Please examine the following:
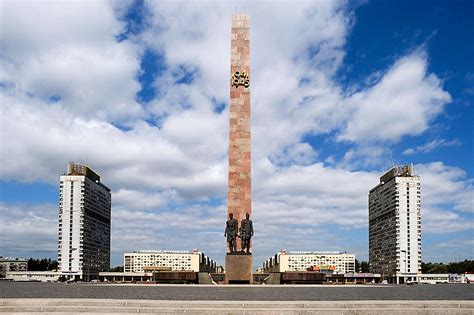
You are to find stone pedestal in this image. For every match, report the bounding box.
[198,272,213,284]
[265,272,281,285]
[225,254,253,284]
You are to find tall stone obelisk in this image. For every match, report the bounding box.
[225,14,252,284]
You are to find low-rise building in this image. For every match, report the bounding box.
[0,257,27,278]
[462,273,474,283]
[124,250,217,273]
[419,274,449,284]
[343,273,382,284]
[98,272,149,282]
[418,273,474,284]
[255,267,265,274]
[6,271,61,282]
[262,251,355,274]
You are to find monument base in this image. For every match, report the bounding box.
[225,254,253,284]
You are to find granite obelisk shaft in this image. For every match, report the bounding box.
[228,14,251,251]
[225,14,252,284]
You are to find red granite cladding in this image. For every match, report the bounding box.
[225,254,253,284]
[228,14,251,253]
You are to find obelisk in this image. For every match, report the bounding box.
[225,14,252,284]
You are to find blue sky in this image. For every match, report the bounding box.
[0,0,472,268]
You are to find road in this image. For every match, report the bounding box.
[0,282,472,301]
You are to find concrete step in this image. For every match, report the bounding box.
[1,299,473,314]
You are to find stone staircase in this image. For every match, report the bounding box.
[1,299,473,314]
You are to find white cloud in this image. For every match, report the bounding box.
[0,0,354,196]
[338,52,452,143]
[0,0,143,121]
[112,204,224,258]
[336,145,389,170]
[2,160,469,265]
[0,92,227,200]
[403,138,460,155]
[113,189,176,211]
[0,202,57,255]
[423,207,473,234]
[416,162,473,213]
[142,1,351,160]
[270,143,318,166]
[435,239,474,249]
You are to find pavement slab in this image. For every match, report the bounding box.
[0,282,473,301]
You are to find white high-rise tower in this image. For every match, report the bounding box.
[58,163,111,281]
[368,165,421,284]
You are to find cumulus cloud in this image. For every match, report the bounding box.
[422,207,472,234]
[270,143,318,166]
[142,1,351,160]
[0,91,227,200]
[0,202,57,257]
[113,189,176,211]
[436,239,474,249]
[0,0,143,121]
[338,52,452,143]
[111,204,225,260]
[416,162,473,213]
[403,138,461,155]
[2,160,471,265]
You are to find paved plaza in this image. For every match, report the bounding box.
[0,282,472,301]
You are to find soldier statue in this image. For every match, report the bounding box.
[240,213,254,254]
[224,213,238,253]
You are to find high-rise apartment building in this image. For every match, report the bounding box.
[368,165,421,284]
[58,163,111,281]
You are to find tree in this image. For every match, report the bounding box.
[360,261,369,273]
[447,260,474,274]
[354,259,370,273]
[110,266,124,272]
[27,258,58,271]
[421,260,473,274]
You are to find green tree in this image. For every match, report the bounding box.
[421,260,474,274]
[447,260,474,274]
[27,258,58,271]
[360,261,369,273]
[355,259,360,272]
[110,266,124,272]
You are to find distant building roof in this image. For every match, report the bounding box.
[67,162,100,182]
[380,164,415,184]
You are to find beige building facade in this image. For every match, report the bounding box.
[0,257,27,278]
[263,251,355,274]
[124,250,217,273]
[6,271,61,282]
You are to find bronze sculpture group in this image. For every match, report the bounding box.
[224,213,253,254]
